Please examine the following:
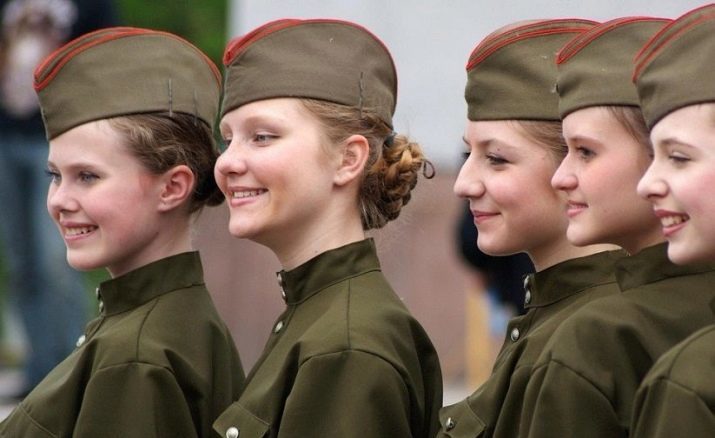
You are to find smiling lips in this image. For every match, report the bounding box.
[471,210,499,224]
[654,210,690,237]
[566,201,588,217]
[231,189,267,199]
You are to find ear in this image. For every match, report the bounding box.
[334,134,370,187]
[157,164,195,212]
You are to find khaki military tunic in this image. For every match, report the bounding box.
[436,250,623,438]
[520,243,715,438]
[0,252,245,438]
[631,300,715,438]
[213,239,442,438]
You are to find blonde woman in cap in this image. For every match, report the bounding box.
[213,19,441,438]
[439,19,623,437]
[519,16,715,438]
[0,27,245,437]
[630,4,715,436]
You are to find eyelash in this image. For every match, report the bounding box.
[486,153,508,165]
[45,169,60,183]
[45,170,99,184]
[667,153,690,165]
[576,146,595,160]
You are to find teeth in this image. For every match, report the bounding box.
[661,215,689,227]
[231,189,265,199]
[66,226,96,236]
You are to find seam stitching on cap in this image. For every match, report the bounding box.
[35,27,221,92]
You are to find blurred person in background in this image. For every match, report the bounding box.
[0,0,115,398]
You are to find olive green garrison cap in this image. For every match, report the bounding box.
[634,4,715,128]
[34,27,221,139]
[221,18,397,127]
[465,19,597,121]
[556,17,670,118]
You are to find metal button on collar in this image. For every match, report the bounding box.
[510,327,521,342]
[274,321,284,333]
[226,426,239,438]
[445,417,456,431]
[76,334,86,348]
[524,290,532,305]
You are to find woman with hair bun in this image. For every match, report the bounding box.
[213,18,442,438]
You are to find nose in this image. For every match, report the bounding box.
[551,157,577,191]
[637,162,667,201]
[215,140,248,178]
[46,180,78,217]
[454,157,485,199]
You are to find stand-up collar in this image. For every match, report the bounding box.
[97,252,204,316]
[524,250,624,309]
[616,242,715,291]
[277,239,381,305]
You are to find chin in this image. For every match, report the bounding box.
[667,242,713,266]
[66,255,100,272]
[477,236,517,257]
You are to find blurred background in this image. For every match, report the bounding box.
[0,0,707,418]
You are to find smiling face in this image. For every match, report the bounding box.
[46,120,167,277]
[552,106,663,254]
[454,120,568,259]
[214,98,342,251]
[637,104,715,264]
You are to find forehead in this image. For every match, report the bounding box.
[651,104,715,145]
[48,119,130,164]
[220,98,310,130]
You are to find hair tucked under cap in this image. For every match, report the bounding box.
[465,19,597,121]
[221,18,397,127]
[634,4,715,128]
[556,17,670,118]
[34,26,221,139]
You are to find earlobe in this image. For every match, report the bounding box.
[334,134,370,186]
[158,164,194,212]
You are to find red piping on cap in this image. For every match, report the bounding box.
[633,4,715,81]
[34,27,221,92]
[556,17,669,65]
[466,19,597,70]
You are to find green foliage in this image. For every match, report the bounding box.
[116,0,228,66]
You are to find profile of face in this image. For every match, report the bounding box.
[454,120,568,257]
[46,120,170,277]
[552,106,661,254]
[215,98,343,249]
[637,104,715,264]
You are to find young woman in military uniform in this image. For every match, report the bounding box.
[519,16,715,438]
[630,4,715,436]
[0,27,245,437]
[437,19,624,438]
[212,19,442,438]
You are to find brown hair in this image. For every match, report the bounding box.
[512,120,568,162]
[300,99,433,230]
[606,106,651,149]
[108,112,224,213]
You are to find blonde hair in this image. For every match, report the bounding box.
[512,120,567,162]
[108,113,224,214]
[606,106,651,150]
[300,99,433,230]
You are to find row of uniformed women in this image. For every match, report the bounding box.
[0,4,713,438]
[439,4,715,438]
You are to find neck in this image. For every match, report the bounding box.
[620,228,666,256]
[528,235,617,272]
[271,206,365,271]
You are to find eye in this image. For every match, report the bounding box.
[486,153,508,165]
[45,169,60,184]
[78,171,99,183]
[576,146,595,160]
[667,151,691,166]
[462,151,471,160]
[252,132,277,145]
[219,136,232,151]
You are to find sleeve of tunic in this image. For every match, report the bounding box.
[631,377,715,438]
[72,362,198,438]
[277,350,413,438]
[519,359,624,438]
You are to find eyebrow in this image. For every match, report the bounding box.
[657,137,695,149]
